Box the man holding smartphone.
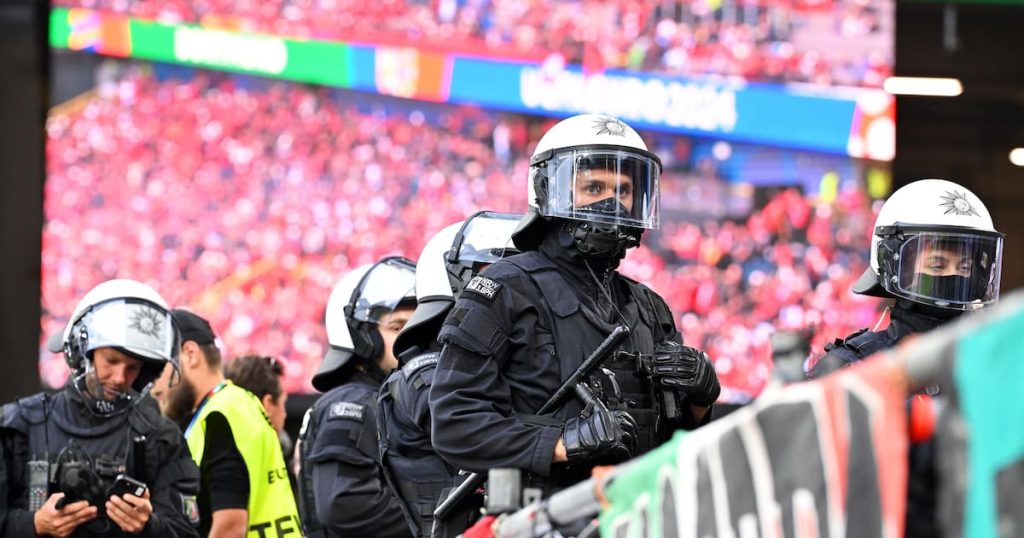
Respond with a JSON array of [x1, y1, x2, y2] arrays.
[[0, 279, 201, 537]]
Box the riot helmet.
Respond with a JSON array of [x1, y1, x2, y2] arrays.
[[312, 256, 417, 391], [511, 114, 662, 259], [853, 179, 1003, 313], [57, 279, 180, 416], [394, 211, 520, 359]]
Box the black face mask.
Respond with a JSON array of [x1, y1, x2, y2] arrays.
[[913, 273, 982, 305], [564, 198, 642, 261]]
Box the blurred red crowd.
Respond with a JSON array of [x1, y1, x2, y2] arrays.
[[55, 0, 892, 88], [42, 67, 882, 400]]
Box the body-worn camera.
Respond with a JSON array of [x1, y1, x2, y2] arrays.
[[52, 441, 132, 510], [53, 442, 107, 510]]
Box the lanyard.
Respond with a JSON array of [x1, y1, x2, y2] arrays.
[[183, 381, 227, 439]]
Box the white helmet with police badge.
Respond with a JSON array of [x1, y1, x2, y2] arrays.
[[511, 114, 662, 256], [854, 179, 1003, 312], [57, 279, 180, 416]]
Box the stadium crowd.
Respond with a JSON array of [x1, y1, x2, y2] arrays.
[[55, 0, 892, 88], [42, 66, 882, 401]]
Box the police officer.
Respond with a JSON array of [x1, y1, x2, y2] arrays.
[[297, 257, 417, 538], [809, 179, 1003, 375], [429, 114, 721, 495], [0, 279, 201, 537], [807, 179, 1003, 537], [378, 211, 520, 537]]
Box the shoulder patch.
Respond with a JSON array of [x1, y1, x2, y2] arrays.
[[179, 493, 199, 525], [402, 352, 440, 379], [465, 275, 502, 300], [328, 401, 365, 422]]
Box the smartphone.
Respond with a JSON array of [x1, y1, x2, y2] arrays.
[[108, 474, 148, 499]]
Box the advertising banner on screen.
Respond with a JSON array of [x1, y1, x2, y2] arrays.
[[50, 7, 893, 160]]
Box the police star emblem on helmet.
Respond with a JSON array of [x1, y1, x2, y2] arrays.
[[939, 190, 980, 217], [129, 306, 163, 339], [592, 116, 627, 137]]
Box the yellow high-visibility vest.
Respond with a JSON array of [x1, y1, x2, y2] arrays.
[[187, 381, 301, 537]]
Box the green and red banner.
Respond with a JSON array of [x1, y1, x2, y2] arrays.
[[597, 296, 1024, 538], [599, 360, 909, 538]]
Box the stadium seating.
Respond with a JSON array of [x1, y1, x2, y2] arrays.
[[42, 67, 881, 400]]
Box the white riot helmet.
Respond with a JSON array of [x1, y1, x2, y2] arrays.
[[313, 257, 416, 391], [393, 211, 521, 359], [511, 114, 662, 257], [56, 279, 180, 416], [853, 179, 1003, 312]]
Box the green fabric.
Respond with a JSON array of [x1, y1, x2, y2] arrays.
[[954, 307, 1024, 538], [599, 431, 687, 538], [49, 7, 354, 89], [187, 382, 301, 535]]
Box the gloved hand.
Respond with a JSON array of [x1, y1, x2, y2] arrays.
[[651, 341, 721, 407], [563, 404, 637, 463], [609, 408, 637, 457]]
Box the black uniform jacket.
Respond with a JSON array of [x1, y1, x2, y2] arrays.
[[0, 385, 201, 537], [429, 230, 681, 486], [300, 370, 410, 538]]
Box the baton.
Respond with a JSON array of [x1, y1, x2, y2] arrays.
[[433, 325, 630, 521]]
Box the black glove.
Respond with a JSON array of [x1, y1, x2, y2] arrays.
[[563, 404, 637, 463], [651, 341, 721, 407], [610, 408, 637, 457]]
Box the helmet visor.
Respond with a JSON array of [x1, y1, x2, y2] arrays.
[[536, 147, 660, 229], [80, 299, 178, 364], [894, 231, 1003, 309], [350, 258, 417, 322], [455, 213, 521, 265]]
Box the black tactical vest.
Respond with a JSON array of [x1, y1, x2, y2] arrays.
[[2, 390, 168, 536], [826, 327, 898, 360], [377, 352, 460, 537], [810, 327, 900, 378], [296, 404, 325, 538], [297, 377, 383, 538], [503, 252, 676, 456]]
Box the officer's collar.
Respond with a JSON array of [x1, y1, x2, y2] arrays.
[[537, 228, 619, 283], [352, 366, 387, 387], [57, 385, 130, 437], [889, 301, 951, 340]]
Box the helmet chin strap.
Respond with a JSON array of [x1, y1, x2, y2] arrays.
[[74, 361, 146, 418]]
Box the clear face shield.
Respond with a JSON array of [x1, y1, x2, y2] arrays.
[[447, 212, 521, 286], [348, 257, 418, 324], [880, 226, 1004, 310], [70, 299, 179, 415], [533, 147, 661, 230]]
